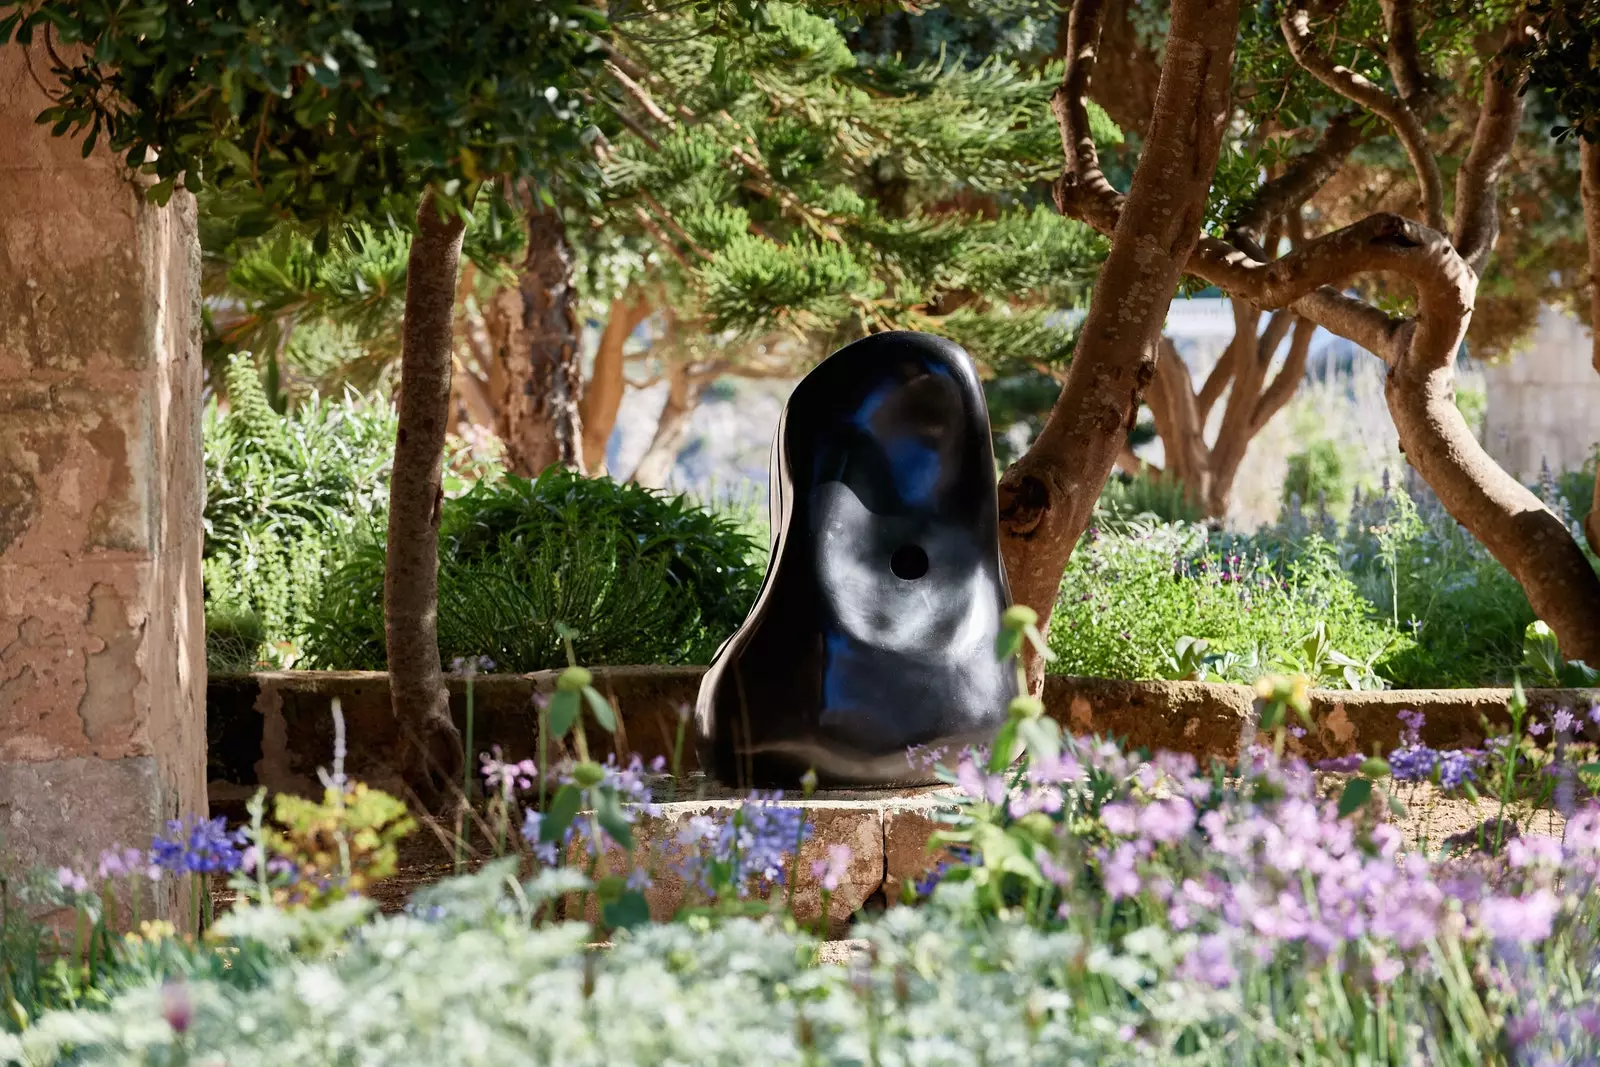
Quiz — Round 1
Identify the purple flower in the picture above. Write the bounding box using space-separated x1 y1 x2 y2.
1436 749 1482 790
520 810 571 866
810 844 852 892
1553 709 1575 734
1388 745 1439 783
1528 721 1548 737
1100 802 1137 836
1179 933 1237 988
1589 704 1600 726
675 793 809 898
1507 835 1562 869
95 846 145 881
150 816 246 875
1397 709 1425 743
1315 754 1363 773
56 867 89 895
1479 889 1558 943
955 756 1006 805
1136 798 1196 844
1101 843 1140 899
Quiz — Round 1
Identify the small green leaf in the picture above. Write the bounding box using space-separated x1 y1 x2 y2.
602 889 650 930
994 628 1023 663
1358 757 1391 778
583 686 617 732
541 785 581 845
1337 777 1372 818
594 788 634 851
987 722 1018 775
547 690 580 739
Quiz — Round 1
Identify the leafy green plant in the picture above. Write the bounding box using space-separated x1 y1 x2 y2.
201 355 396 671
1095 470 1204 531
1049 521 1403 687
304 469 761 672
1522 620 1600 688
1281 439 1354 514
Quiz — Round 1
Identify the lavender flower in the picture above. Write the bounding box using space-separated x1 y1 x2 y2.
1553 709 1575 734
150 816 246 875
675 793 809 898
1528 721 1548 737
520 810 572 866
1479 889 1558 943
1315 754 1364 773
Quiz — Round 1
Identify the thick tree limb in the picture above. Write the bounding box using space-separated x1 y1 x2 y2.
1582 138 1600 554
1002 0 1240 692
1280 3 1443 230
1251 315 1315 434
1452 33 1530 274
580 291 654 473
1379 0 1429 104
1227 112 1366 257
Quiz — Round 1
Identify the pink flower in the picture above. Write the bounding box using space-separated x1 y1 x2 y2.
1136 798 1196 844
1100 802 1137 835
1102 843 1140 899
810 843 852 892
1507 835 1563 869
56 867 88 894
955 756 1006 805
1565 805 1600 853
1479 889 1559 943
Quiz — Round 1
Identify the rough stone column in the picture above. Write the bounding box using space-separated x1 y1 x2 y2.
0 44 206 912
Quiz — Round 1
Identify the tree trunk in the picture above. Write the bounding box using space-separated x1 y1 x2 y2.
630 361 702 489
1582 138 1600 555
1001 0 1240 693
386 195 467 805
487 201 585 477
580 292 652 474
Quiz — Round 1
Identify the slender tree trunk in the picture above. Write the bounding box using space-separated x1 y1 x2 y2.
630 361 702 489
580 292 652 474
1582 138 1600 555
386 195 467 804
487 201 585 477
1001 0 1240 692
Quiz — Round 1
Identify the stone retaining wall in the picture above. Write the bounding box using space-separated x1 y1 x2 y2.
206 668 1598 804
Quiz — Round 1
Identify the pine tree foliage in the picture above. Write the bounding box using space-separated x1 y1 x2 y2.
591 1 1110 370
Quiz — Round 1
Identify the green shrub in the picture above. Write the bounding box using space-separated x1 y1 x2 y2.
1049 519 1405 686
1096 470 1204 530
1281 439 1352 512
1308 476 1541 688
202 356 395 671
303 468 762 672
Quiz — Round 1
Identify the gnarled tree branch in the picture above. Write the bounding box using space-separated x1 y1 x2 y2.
1452 28 1531 274
1280 3 1443 230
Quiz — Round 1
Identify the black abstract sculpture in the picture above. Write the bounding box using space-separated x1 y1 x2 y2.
694 331 1017 788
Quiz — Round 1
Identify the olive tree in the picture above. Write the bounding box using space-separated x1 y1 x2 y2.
999 0 1600 685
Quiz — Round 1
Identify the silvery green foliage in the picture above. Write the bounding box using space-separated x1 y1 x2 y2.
2 899 1206 1067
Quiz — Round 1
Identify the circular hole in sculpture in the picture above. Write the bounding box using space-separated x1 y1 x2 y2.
890 544 930 581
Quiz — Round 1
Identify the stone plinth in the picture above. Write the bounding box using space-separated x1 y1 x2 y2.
0 44 205 916
571 785 958 938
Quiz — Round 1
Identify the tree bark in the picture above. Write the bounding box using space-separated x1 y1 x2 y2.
486 201 586 477
386 194 467 805
630 360 703 489
1582 138 1600 554
580 292 652 474
1001 0 1240 693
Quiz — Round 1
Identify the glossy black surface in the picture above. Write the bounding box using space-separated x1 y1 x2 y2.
694 331 1016 788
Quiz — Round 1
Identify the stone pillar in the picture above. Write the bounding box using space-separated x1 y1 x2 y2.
0 44 206 912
